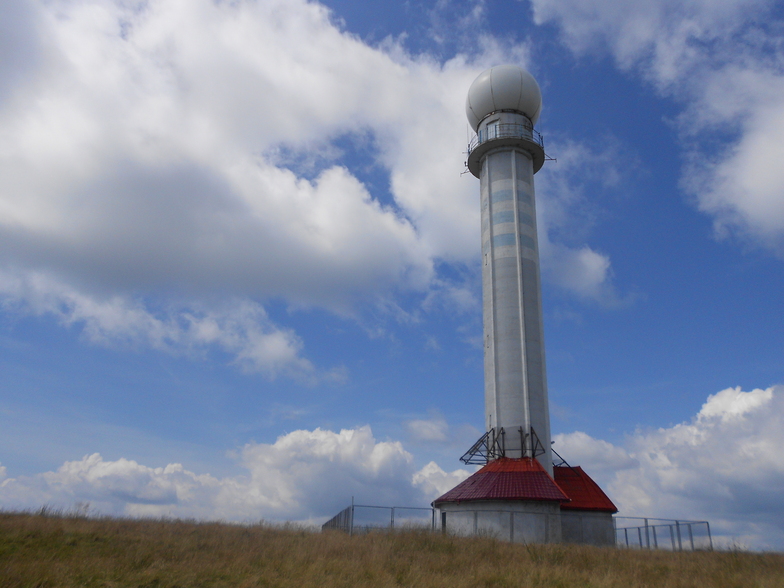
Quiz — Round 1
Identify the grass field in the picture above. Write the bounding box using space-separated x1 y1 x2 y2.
1 511 782 587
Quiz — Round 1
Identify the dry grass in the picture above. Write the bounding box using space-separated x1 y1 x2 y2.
1 511 782 587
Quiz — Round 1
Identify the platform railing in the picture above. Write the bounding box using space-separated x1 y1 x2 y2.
468 123 545 155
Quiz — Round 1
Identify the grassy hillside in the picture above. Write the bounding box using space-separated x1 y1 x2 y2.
1 511 782 587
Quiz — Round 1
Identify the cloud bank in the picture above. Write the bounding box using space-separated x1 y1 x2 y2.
531 0 784 257
555 385 784 549
2 386 783 548
0 0 622 377
0 425 467 523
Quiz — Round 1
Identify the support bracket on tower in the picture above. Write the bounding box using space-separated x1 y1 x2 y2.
460 427 506 464
460 426 546 464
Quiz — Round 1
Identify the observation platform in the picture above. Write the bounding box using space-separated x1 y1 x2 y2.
466 122 546 178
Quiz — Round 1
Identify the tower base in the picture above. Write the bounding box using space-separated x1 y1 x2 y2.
439 500 562 544
433 458 618 546
553 465 618 546
560 510 615 546
433 457 568 544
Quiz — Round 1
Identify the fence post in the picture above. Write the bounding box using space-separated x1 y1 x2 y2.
510 511 514 543
391 507 395 530
644 518 650 549
676 521 683 551
350 497 354 537
613 516 617 546
706 521 713 551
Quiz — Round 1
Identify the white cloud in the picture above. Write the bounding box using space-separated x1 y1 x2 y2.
552 431 638 476
541 244 614 302
0 0 450 308
691 96 784 253
0 0 627 373
0 425 469 522
530 0 771 83
422 277 481 316
5 387 784 548
555 385 784 550
412 461 472 498
0 0 440 375
0 270 328 382
229 426 421 519
535 140 630 305
696 386 773 421
0 453 222 519
0 1 43 103
531 0 784 258
406 415 450 442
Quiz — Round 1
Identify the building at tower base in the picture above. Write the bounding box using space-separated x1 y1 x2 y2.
554 465 618 546
433 458 617 546
434 458 566 544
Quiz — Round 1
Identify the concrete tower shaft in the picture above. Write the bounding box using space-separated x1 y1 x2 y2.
466 66 552 474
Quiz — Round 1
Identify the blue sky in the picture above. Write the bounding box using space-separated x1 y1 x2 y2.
1 0 784 549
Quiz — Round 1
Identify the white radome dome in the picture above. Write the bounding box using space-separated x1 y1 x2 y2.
466 65 542 131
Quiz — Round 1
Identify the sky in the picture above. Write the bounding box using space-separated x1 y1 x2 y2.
1 0 784 550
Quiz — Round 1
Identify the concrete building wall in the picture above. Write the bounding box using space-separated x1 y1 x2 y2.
560 511 616 546
438 501 562 544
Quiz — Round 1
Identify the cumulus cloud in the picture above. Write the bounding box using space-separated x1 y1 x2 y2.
412 461 472 498
4 387 784 548
406 415 450 442
0 453 222 519
531 0 784 258
535 140 630 305
0 0 443 373
0 0 626 375
552 431 638 476
555 386 784 549
0 270 331 381
0 0 462 306
530 0 771 82
0 425 470 522
691 96 784 253
230 426 422 518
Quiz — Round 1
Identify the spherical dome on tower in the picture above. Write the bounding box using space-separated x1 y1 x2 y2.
466 65 542 131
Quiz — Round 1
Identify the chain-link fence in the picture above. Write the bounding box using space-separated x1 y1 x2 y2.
323 504 713 551
615 517 713 551
322 502 435 535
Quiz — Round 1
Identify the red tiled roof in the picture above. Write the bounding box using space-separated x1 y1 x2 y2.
553 466 617 513
433 458 569 505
